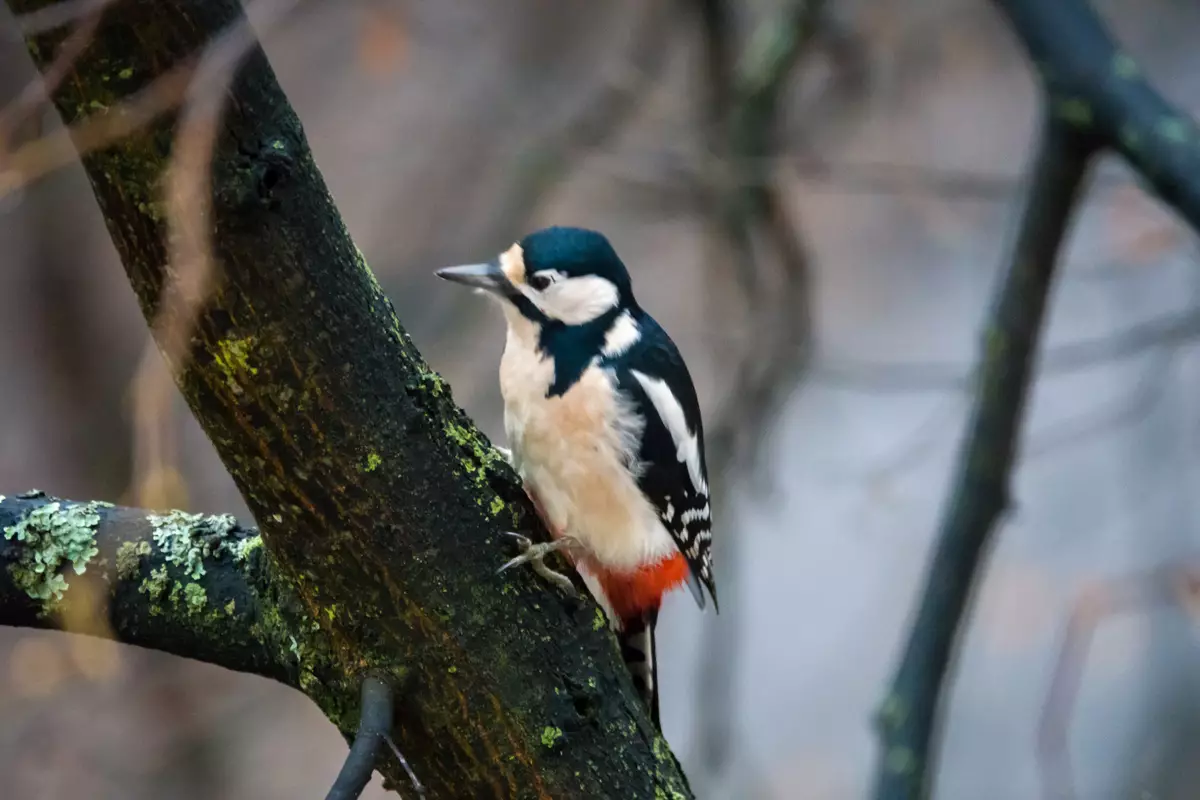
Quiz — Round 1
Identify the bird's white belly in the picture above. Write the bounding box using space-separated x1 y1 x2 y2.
499 344 676 572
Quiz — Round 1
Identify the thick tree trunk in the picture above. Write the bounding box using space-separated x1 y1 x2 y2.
4 1 692 797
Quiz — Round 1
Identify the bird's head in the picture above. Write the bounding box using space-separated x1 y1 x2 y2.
435 226 635 326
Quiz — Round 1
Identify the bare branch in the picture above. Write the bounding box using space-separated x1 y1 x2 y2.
325 676 399 800
991 0 1200 230
870 116 1097 800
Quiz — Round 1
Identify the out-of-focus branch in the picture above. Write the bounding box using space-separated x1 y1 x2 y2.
0 6 100 150
991 0 1200 231
700 0 824 472
129 0 305 510
480 0 674 244
871 6 1200 792
811 305 1200 394
1038 562 1200 800
870 118 1097 800
688 0 824 785
14 0 110 34
421 0 675 350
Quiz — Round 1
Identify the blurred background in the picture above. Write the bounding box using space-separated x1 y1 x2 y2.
2 0 1200 797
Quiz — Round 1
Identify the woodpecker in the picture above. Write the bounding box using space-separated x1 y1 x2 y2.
435 226 717 723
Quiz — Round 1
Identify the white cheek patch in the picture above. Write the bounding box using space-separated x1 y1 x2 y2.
540 275 620 325
601 310 640 358
629 369 708 496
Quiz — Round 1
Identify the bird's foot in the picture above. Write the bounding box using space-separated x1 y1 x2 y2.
497 531 579 598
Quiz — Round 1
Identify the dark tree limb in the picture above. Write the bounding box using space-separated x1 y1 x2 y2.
870 3 1200 798
870 118 1097 799
326 676 400 800
5 1 692 797
992 0 1200 230
0 493 307 688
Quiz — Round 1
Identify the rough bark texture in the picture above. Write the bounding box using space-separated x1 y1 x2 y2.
7 1 692 797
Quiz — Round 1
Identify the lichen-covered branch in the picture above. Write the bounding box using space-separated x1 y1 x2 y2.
0 492 336 693
870 118 1097 800
5 0 692 797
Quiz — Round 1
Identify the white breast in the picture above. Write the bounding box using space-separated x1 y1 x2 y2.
498 315 677 571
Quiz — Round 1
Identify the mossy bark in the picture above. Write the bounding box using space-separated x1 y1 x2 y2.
6 1 693 797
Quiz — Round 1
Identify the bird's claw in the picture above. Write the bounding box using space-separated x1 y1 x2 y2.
497 533 579 598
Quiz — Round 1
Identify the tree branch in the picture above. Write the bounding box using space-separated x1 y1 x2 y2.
871 117 1097 799
992 0 1200 228
868 4 1200 797
0 492 302 686
326 676 400 800
6 0 692 797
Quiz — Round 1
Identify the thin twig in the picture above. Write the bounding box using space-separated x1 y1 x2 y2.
416 0 676 389
383 732 427 799
870 116 1097 800
127 0 305 507
11 0 110 34
0 5 101 150
325 676 396 800
0 57 194 192
811 305 1200 395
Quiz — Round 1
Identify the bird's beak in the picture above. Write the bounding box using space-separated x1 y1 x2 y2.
434 261 508 294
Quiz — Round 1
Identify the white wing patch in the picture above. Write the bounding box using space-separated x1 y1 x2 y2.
629 369 708 495
601 310 641 358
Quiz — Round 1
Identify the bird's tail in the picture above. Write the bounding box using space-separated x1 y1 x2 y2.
618 607 660 725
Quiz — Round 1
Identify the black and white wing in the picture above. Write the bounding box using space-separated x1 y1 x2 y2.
610 314 717 610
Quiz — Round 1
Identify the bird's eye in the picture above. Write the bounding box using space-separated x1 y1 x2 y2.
529 273 555 291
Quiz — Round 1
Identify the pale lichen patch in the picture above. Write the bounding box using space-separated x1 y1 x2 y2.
148 509 239 580
3 500 105 602
233 534 263 562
